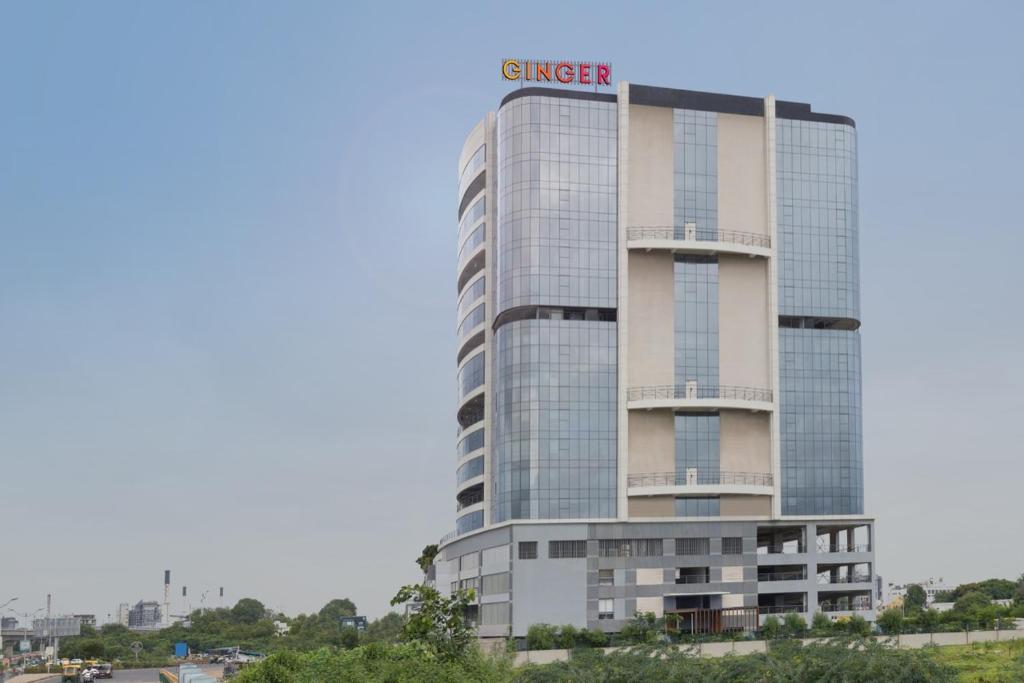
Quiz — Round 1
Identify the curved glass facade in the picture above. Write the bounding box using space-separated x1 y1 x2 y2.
492 319 617 522
458 144 485 199
776 118 862 516
457 303 485 339
457 427 484 459
456 455 485 485
458 224 485 268
458 352 485 400
674 256 719 387
459 196 486 243
496 96 617 314
456 509 484 534
779 328 862 515
776 119 859 320
457 276 486 321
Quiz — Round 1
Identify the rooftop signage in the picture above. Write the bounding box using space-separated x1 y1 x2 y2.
502 59 611 87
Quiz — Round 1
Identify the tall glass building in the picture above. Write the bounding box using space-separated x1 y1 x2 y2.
443 82 875 638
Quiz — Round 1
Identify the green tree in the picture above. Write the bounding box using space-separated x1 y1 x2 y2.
231 598 268 624
782 612 808 638
416 544 439 575
318 598 357 622
919 608 941 632
390 584 476 661
845 614 872 636
526 624 557 650
618 612 662 645
810 611 833 636
760 615 782 640
556 624 578 649
905 584 927 612
362 612 404 644
877 608 905 635
954 590 991 614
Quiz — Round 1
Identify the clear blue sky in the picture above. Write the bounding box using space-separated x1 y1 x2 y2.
1 1 1021 621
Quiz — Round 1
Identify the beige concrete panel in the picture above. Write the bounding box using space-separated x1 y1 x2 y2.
628 496 675 517
627 251 674 386
717 113 767 235
721 495 772 517
718 255 769 389
636 568 663 586
627 410 675 475
627 105 674 227
636 596 664 617
720 411 771 473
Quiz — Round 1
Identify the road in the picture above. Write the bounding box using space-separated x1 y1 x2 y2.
112 666 224 682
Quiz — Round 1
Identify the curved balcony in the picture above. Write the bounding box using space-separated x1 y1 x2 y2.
457 246 486 293
627 225 771 258
457 483 484 511
627 469 774 498
626 384 773 412
457 392 484 430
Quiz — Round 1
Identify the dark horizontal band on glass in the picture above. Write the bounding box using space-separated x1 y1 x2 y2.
492 305 617 332
779 316 860 331
497 85 854 128
458 171 485 221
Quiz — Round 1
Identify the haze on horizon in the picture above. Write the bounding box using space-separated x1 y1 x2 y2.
1 0 1021 622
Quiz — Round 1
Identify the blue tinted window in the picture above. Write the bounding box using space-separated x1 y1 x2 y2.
674 109 717 232
492 319 617 522
457 456 485 485
675 497 720 517
674 257 719 388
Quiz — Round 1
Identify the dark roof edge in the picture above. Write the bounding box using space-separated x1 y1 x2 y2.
500 87 617 108
497 84 854 128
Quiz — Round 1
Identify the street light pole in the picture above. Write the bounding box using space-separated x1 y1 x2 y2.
1 598 18 667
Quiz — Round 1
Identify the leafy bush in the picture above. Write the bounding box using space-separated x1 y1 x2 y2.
760 615 782 640
525 624 557 651
782 612 808 637
810 611 834 635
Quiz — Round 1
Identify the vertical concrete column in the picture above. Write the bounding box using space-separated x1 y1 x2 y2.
482 112 496 527
763 95 781 519
806 522 818 615
616 81 630 521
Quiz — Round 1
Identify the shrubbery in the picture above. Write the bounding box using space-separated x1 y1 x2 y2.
525 623 608 650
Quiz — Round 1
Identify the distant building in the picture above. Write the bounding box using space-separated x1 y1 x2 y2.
116 603 130 626
339 616 368 631
1 617 17 629
32 616 81 638
886 577 952 605
73 614 97 628
127 601 162 630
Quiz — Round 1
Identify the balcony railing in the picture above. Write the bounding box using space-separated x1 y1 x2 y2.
628 470 773 488
818 574 872 585
627 226 771 249
759 605 806 615
817 544 872 554
757 545 807 555
758 571 807 582
457 489 484 511
626 384 773 403
439 530 457 545
674 574 710 584
819 600 872 613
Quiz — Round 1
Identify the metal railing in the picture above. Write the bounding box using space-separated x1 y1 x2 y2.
675 574 710 584
439 530 457 545
819 600 872 613
759 605 806 615
758 571 807 582
457 489 484 510
627 226 771 248
818 574 872 585
626 384 773 403
628 470 773 488
757 544 807 555
817 544 872 554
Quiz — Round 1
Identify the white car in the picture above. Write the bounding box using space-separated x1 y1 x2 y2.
71 658 83 665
